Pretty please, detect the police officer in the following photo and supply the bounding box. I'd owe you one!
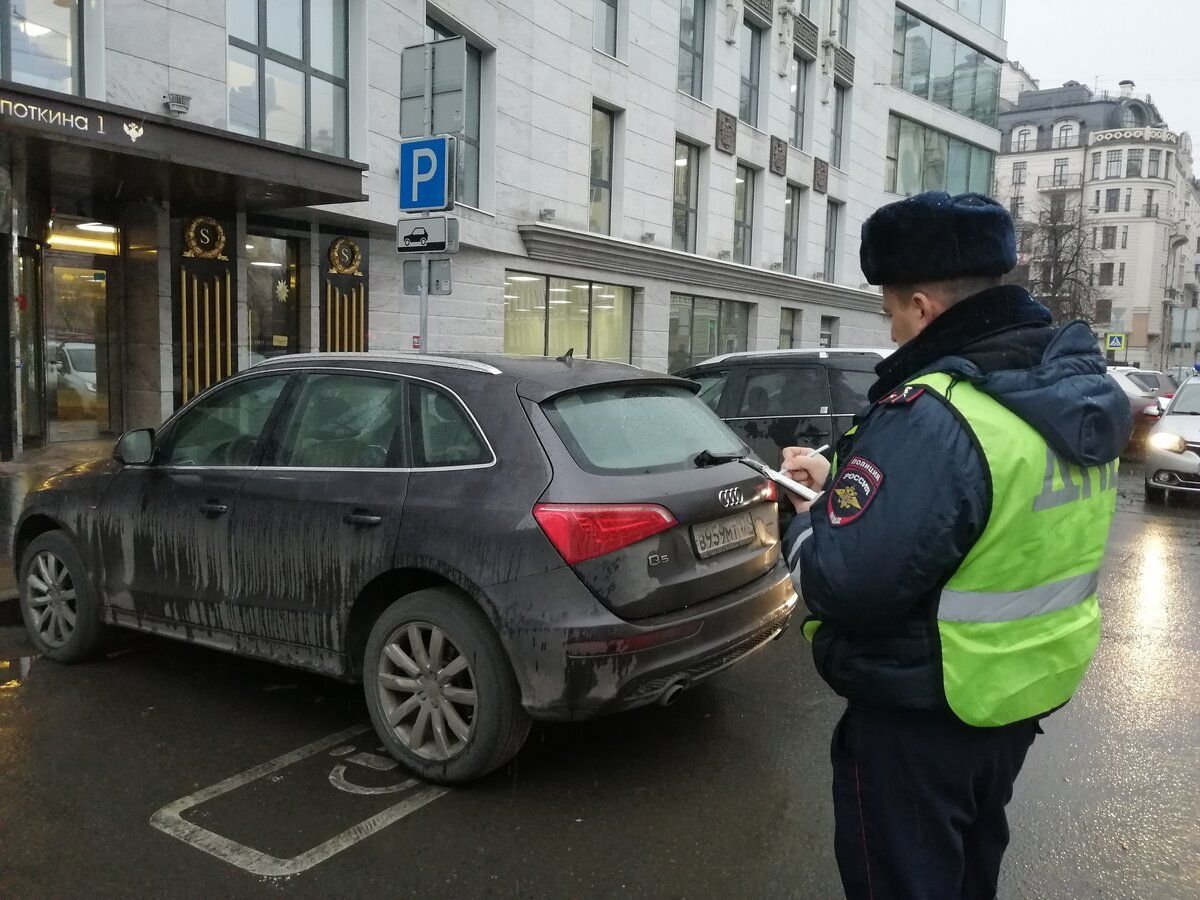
[780,192,1131,899]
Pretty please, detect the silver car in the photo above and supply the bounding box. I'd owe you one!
[1144,378,1200,503]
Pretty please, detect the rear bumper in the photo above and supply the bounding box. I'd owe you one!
[489,561,797,720]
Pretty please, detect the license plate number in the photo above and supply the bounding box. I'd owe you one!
[692,512,757,559]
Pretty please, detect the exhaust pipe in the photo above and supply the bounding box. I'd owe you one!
[659,680,689,706]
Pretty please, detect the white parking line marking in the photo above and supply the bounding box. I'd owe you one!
[347,751,399,771]
[149,725,448,877]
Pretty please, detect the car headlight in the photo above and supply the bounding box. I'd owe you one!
[1149,432,1186,453]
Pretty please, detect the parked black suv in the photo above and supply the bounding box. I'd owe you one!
[677,349,889,468]
[14,353,795,783]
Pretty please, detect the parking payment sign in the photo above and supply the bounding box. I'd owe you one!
[398,135,456,213]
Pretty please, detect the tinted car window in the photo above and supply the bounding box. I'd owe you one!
[1127,372,1164,392]
[161,375,287,466]
[276,374,404,468]
[736,367,829,417]
[547,383,743,474]
[410,383,490,467]
[828,367,876,414]
[693,371,729,412]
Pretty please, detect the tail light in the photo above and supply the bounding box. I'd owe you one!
[533,503,677,565]
[760,480,778,503]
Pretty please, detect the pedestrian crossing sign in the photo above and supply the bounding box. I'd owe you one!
[1105,333,1127,351]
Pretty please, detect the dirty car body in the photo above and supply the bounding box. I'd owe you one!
[15,353,795,776]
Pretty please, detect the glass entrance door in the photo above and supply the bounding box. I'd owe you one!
[43,258,115,442]
[15,238,44,446]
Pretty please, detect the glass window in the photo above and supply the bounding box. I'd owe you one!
[923,127,949,192]
[896,116,924,196]
[1050,194,1066,219]
[1102,226,1117,250]
[245,235,299,364]
[693,371,729,411]
[833,0,851,44]
[161,376,287,467]
[1106,150,1122,179]
[891,9,907,88]
[824,203,841,282]
[1122,226,1128,248]
[545,384,742,475]
[947,139,971,194]
[973,57,999,127]
[902,15,932,99]
[1010,196,1023,219]
[779,308,800,349]
[1098,263,1114,287]
[594,0,618,56]
[228,0,349,155]
[885,116,899,193]
[951,42,977,119]
[790,54,809,149]
[1014,128,1031,152]
[1106,189,1120,212]
[668,295,750,371]
[7,0,79,93]
[590,107,614,234]
[831,85,847,169]
[1012,162,1027,185]
[828,366,876,414]
[503,273,633,362]
[673,139,700,253]
[1053,157,1069,183]
[783,185,804,275]
[738,368,828,417]
[1118,262,1125,286]
[1149,149,1161,178]
[979,0,1004,34]
[276,374,404,468]
[677,0,706,98]
[1091,152,1102,180]
[820,315,839,348]
[734,164,754,265]
[409,383,490,468]
[1057,124,1075,148]
[929,28,956,109]
[969,145,992,194]
[739,20,761,126]
[1126,149,1143,178]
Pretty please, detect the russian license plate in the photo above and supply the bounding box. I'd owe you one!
[692,512,757,559]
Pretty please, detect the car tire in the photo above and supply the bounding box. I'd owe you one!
[1144,482,1167,505]
[19,531,106,662]
[363,587,530,784]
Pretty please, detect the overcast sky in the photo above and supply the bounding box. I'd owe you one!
[1004,1,1200,139]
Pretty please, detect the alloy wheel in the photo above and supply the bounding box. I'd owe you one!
[25,550,77,648]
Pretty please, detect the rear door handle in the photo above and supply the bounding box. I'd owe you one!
[198,502,229,516]
[344,512,383,527]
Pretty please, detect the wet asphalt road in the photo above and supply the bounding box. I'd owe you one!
[0,471,1197,898]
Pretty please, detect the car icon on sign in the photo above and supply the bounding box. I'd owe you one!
[403,227,430,247]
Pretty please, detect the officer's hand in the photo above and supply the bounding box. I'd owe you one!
[781,448,831,514]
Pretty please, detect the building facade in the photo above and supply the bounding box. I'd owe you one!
[995,79,1200,371]
[0,0,1006,456]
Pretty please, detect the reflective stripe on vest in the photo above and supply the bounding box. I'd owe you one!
[938,571,1100,623]
[915,373,1114,728]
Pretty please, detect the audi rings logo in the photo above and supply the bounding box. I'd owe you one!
[718,487,745,509]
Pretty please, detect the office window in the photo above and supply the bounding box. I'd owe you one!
[1102,226,1117,250]
[1106,150,1122,179]
[1126,149,1143,179]
[1122,226,1129,249]
[503,273,633,362]
[733,164,755,265]
[823,201,842,282]
[589,106,614,234]
[668,295,750,372]
[887,115,992,197]
[1012,162,1026,185]
[1015,129,1031,152]
[790,54,809,149]
[831,85,847,169]
[779,308,801,349]
[891,9,1000,128]
[677,0,706,98]
[425,19,482,205]
[6,0,80,94]
[783,184,805,275]
[673,139,700,253]
[819,315,839,348]
[593,0,618,56]
[228,0,349,155]
[1056,124,1075,148]
[1105,189,1120,212]
[1149,149,1161,178]
[739,19,762,127]
[1118,262,1126,286]
[1099,263,1115,286]
[833,0,851,44]
[1091,152,1102,180]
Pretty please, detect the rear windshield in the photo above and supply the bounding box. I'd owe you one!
[1128,372,1166,392]
[545,384,744,474]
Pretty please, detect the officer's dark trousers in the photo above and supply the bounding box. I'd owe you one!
[831,704,1039,900]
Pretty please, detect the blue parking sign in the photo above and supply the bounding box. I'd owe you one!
[399,136,456,212]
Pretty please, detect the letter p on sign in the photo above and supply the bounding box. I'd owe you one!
[399,136,455,213]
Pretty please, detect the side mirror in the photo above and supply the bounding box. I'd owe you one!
[1144,404,1163,419]
[114,428,156,465]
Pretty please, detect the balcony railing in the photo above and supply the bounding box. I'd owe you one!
[1038,174,1083,190]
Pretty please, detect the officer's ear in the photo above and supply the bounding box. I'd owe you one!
[910,289,951,326]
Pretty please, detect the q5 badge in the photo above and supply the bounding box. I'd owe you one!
[828,455,883,527]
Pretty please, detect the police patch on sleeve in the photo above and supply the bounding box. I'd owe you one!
[827,455,884,526]
[879,385,925,407]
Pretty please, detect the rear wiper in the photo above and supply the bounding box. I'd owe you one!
[694,449,742,468]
